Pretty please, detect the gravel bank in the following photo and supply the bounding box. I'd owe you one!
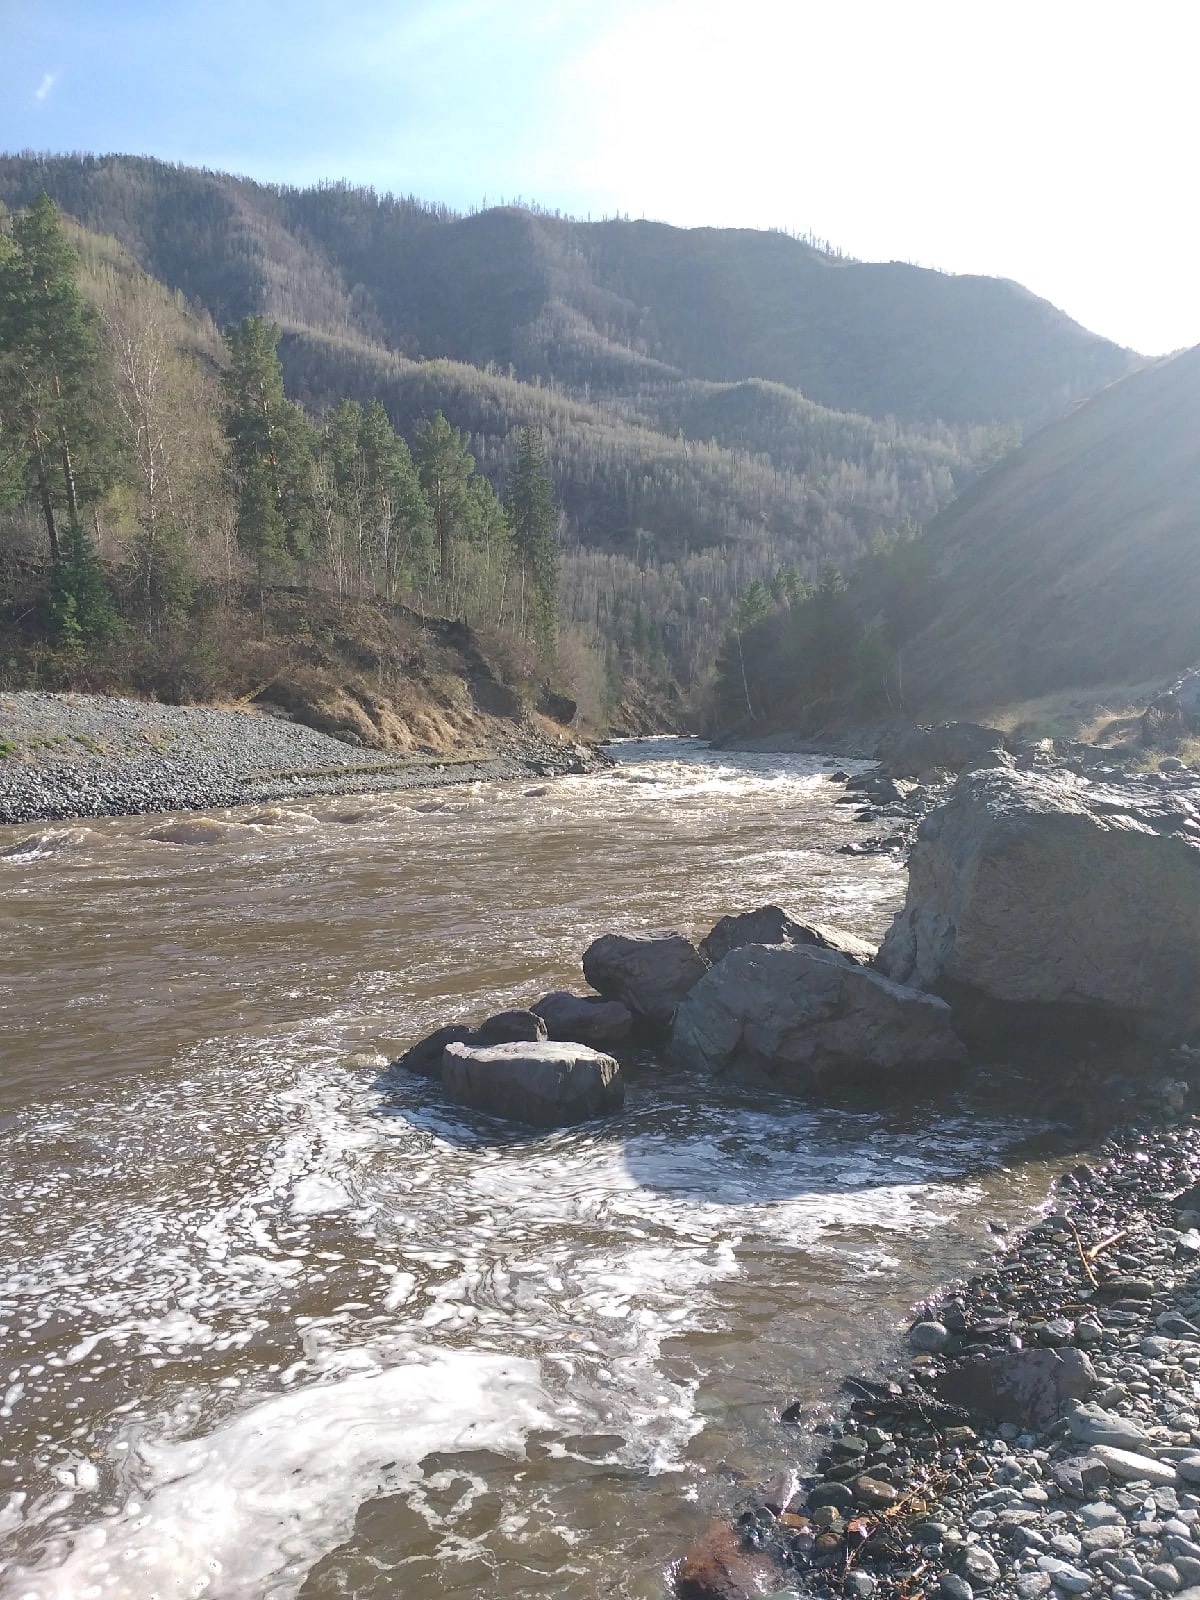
[0,691,600,823]
[684,1118,1200,1600]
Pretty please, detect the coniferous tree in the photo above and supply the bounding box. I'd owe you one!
[223,316,315,598]
[413,410,475,593]
[357,400,433,600]
[507,425,559,657]
[0,194,117,589]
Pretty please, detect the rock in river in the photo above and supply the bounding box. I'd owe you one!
[875,721,1012,779]
[394,1009,547,1078]
[876,767,1200,1039]
[581,930,708,1032]
[441,1040,624,1128]
[668,943,965,1089]
[530,990,633,1047]
[698,903,876,967]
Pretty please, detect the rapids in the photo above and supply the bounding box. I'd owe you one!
[0,739,1070,1598]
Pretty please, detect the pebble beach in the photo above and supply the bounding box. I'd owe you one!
[0,691,597,824]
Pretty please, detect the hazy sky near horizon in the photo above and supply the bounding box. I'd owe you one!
[3,0,1196,355]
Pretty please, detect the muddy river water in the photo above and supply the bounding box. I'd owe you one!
[0,739,1073,1598]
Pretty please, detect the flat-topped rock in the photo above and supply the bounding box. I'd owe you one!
[441,1040,624,1128]
[668,942,965,1091]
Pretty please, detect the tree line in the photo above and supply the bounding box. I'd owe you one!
[709,527,942,731]
[0,195,561,674]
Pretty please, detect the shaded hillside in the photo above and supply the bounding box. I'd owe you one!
[899,344,1200,707]
[0,154,1137,433]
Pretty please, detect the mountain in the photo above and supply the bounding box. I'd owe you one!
[899,343,1200,708]
[0,154,1137,430]
[0,152,1144,695]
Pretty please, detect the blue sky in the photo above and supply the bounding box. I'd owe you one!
[3,0,1197,355]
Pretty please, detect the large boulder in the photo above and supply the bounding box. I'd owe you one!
[531,991,633,1047]
[668,943,965,1090]
[876,721,1011,779]
[1143,668,1200,744]
[581,931,707,1031]
[876,768,1200,1038]
[699,905,875,968]
[441,1040,624,1128]
[935,1347,1097,1431]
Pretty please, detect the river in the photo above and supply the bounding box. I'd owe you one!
[0,738,1072,1599]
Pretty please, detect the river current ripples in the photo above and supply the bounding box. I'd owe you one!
[0,739,1069,1598]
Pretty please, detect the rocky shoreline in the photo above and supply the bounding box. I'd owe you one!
[0,691,603,824]
[678,1118,1200,1600]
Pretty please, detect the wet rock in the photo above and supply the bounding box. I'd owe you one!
[474,1009,548,1046]
[674,1519,788,1600]
[759,1470,798,1515]
[876,767,1200,1040]
[668,943,965,1089]
[876,722,1012,780]
[394,1011,546,1076]
[941,1576,975,1600]
[1142,671,1200,744]
[910,1320,953,1352]
[441,1040,623,1128]
[935,1347,1098,1431]
[582,930,707,1031]
[394,1022,474,1077]
[530,991,633,1047]
[698,904,876,968]
[807,1481,856,1513]
[850,1474,899,1508]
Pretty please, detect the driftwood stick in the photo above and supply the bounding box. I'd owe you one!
[1086,1228,1129,1263]
[1067,1221,1099,1288]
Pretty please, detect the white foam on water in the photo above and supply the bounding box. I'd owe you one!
[7,1349,555,1600]
[0,826,106,862]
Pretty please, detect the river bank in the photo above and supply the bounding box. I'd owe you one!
[681,1116,1200,1600]
[0,690,603,824]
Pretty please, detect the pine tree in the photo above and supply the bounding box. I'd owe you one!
[223,316,315,599]
[507,425,559,658]
[0,193,118,570]
[413,411,475,595]
[358,400,433,600]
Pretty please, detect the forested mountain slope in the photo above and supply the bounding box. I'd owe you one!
[0,153,1138,431]
[0,152,1149,707]
[899,343,1200,707]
